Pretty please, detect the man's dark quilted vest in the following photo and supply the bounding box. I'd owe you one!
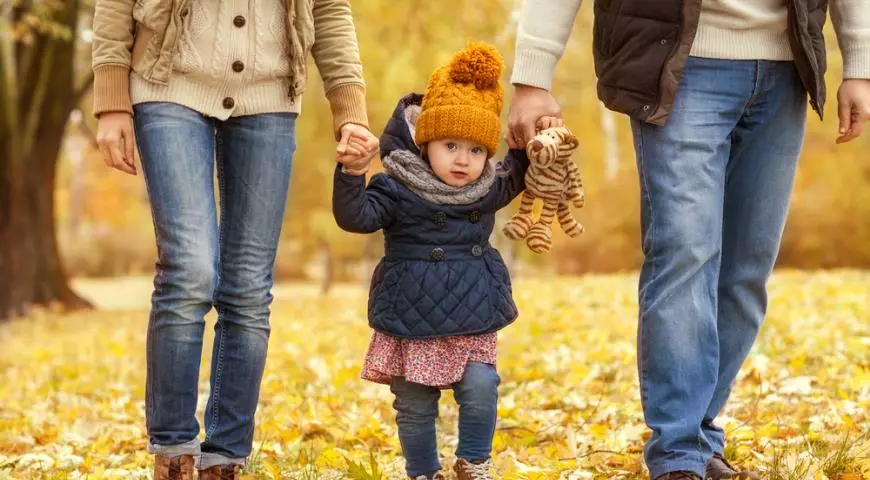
[592,0,829,126]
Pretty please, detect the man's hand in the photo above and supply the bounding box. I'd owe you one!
[96,112,137,175]
[337,123,379,175]
[506,85,562,149]
[537,116,564,130]
[836,79,870,144]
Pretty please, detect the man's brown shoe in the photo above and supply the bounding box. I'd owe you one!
[153,455,194,480]
[654,472,701,480]
[705,452,760,480]
[198,464,241,480]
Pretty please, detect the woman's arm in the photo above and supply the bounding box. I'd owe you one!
[311,0,369,139]
[92,0,138,175]
[91,0,137,116]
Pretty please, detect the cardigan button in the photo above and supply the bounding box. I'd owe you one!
[468,210,481,223]
[430,248,445,262]
[232,60,245,73]
[233,15,246,27]
[222,97,235,109]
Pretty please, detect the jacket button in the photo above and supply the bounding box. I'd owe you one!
[471,245,482,257]
[468,210,481,223]
[233,15,246,27]
[222,97,235,109]
[232,60,245,73]
[430,248,445,262]
[431,211,447,227]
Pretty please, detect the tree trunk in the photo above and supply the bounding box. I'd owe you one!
[30,119,90,309]
[0,0,92,320]
[0,158,33,318]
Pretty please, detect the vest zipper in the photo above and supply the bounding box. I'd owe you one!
[648,2,687,121]
[785,0,821,116]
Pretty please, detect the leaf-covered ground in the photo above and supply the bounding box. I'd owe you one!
[1,271,868,479]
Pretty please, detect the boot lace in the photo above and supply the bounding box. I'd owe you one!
[461,459,493,480]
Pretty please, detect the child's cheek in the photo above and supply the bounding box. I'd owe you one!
[475,159,487,178]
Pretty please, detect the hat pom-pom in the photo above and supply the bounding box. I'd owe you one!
[449,42,504,89]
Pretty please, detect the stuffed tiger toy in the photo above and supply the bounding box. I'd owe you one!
[503,126,584,253]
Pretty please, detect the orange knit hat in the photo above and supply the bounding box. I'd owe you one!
[415,42,504,157]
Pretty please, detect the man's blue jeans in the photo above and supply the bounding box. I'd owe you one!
[133,102,296,470]
[630,57,806,478]
[391,362,500,478]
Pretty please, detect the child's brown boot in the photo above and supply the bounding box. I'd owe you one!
[454,458,494,480]
[410,473,446,480]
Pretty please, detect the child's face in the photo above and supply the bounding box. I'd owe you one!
[426,138,488,187]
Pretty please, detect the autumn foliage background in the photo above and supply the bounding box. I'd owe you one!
[49,2,870,277]
[0,1,869,479]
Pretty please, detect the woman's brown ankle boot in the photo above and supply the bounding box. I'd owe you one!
[153,455,194,480]
[198,464,241,480]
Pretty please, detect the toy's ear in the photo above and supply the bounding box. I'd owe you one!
[562,130,579,150]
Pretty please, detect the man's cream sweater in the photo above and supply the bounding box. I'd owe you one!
[511,0,870,91]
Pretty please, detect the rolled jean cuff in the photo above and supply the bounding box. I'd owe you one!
[148,438,200,457]
[197,453,246,471]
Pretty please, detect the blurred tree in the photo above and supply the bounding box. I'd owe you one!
[0,1,92,319]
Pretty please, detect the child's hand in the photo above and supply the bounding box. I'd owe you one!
[337,145,377,176]
[537,116,564,130]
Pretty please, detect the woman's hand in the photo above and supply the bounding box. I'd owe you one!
[96,112,138,175]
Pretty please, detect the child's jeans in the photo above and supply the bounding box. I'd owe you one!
[390,362,500,478]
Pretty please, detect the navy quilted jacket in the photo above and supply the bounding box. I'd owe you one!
[332,93,529,339]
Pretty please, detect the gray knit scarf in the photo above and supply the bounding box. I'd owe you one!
[382,149,495,205]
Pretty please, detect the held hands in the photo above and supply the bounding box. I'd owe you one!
[837,79,870,144]
[337,123,379,176]
[97,112,138,175]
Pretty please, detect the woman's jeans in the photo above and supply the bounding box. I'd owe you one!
[133,102,297,469]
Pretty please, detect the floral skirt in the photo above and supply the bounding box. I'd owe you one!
[361,331,497,388]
